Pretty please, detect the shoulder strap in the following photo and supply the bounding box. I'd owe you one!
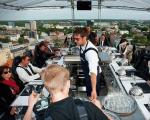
[17,66,32,76]
[74,99,88,120]
[28,65,36,75]
[83,47,98,55]
[83,47,101,63]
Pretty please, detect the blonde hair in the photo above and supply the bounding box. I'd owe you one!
[42,64,70,92]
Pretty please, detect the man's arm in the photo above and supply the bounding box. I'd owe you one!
[90,73,97,100]
[29,63,42,73]
[86,50,100,100]
[23,91,40,120]
[16,67,40,83]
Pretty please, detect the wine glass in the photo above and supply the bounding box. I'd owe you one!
[148,97,150,109]
[26,85,31,95]
[131,72,136,85]
[33,84,38,92]
[15,106,23,120]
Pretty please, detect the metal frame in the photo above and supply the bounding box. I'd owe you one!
[0,0,150,11]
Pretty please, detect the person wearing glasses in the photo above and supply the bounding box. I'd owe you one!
[73,27,102,100]
[0,66,19,120]
[16,55,42,84]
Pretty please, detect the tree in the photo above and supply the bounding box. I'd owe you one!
[132,35,149,45]
[18,37,24,44]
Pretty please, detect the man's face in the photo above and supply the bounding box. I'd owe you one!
[22,57,30,66]
[73,34,84,46]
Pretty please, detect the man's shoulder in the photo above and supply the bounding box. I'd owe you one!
[87,41,98,50]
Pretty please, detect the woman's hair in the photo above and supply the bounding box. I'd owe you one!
[42,64,70,92]
[73,27,90,37]
[0,66,10,81]
[38,41,46,48]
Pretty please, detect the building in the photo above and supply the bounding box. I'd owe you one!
[8,21,15,28]
[25,23,30,30]
[9,34,20,41]
[30,21,37,31]
[0,42,13,49]
[10,44,29,57]
[0,48,13,66]
[119,30,129,35]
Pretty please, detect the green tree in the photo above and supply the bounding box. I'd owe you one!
[132,35,149,45]
[18,37,24,44]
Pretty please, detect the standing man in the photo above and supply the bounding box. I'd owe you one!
[73,27,102,100]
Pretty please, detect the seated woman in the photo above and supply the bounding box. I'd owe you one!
[33,41,56,68]
[0,66,20,120]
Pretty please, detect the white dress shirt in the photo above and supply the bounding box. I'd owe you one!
[16,63,42,83]
[80,41,102,75]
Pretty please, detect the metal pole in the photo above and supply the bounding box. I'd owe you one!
[98,0,101,29]
[71,0,75,33]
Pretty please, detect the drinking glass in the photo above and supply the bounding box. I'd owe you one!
[15,106,23,120]
[148,97,150,109]
[131,72,136,85]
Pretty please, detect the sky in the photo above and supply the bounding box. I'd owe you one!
[0,8,150,21]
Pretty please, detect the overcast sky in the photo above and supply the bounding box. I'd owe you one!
[0,8,150,21]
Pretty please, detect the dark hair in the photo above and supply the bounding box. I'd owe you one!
[21,54,30,61]
[120,38,128,44]
[0,66,10,81]
[73,27,90,37]
[38,41,46,48]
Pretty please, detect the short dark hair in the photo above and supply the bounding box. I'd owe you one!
[21,54,30,61]
[73,27,90,37]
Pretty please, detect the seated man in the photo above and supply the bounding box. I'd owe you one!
[16,55,42,84]
[24,64,110,120]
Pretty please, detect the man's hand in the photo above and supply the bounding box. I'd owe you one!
[90,90,97,100]
[91,99,102,109]
[147,80,150,85]
[10,107,17,115]
[28,91,40,108]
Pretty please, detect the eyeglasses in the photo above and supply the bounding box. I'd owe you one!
[3,71,11,74]
[73,37,81,41]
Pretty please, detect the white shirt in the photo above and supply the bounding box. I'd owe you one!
[80,41,102,75]
[16,63,42,83]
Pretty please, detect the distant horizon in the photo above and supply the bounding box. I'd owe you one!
[0,19,150,22]
[0,8,150,21]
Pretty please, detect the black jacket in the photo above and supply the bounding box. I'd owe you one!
[44,97,108,120]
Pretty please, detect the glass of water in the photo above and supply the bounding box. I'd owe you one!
[131,72,136,85]
[148,97,150,109]
[15,106,23,120]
